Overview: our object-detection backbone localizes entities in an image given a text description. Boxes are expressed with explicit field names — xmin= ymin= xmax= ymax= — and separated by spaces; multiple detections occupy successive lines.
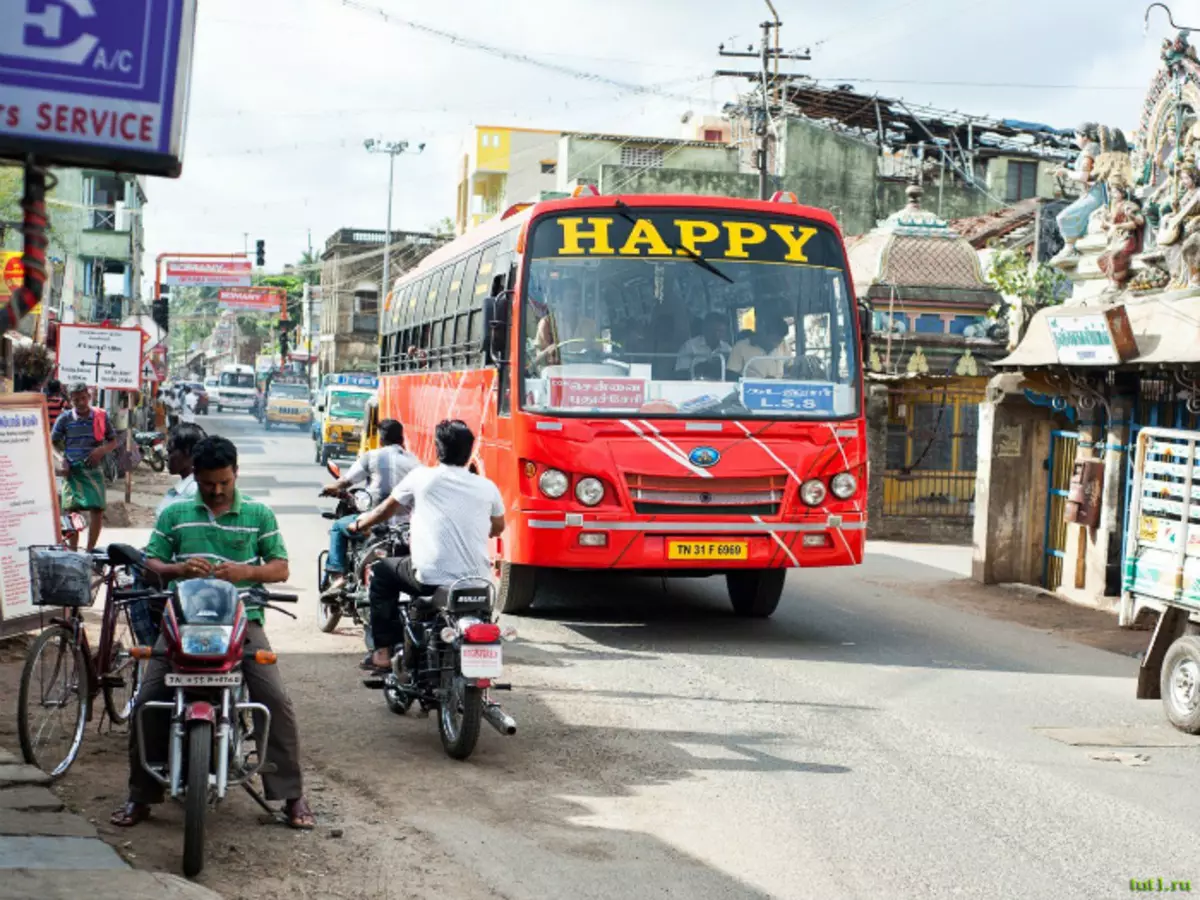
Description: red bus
xmin=378 ymin=190 xmax=867 ymax=618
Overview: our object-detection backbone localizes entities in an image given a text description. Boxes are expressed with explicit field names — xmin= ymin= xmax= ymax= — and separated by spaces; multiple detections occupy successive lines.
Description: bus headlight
xmin=830 ymin=472 xmax=858 ymax=499
xmin=575 ymin=477 xmax=604 ymax=506
xmin=800 ymin=479 xmax=827 ymax=506
xmin=538 ymin=468 xmax=569 ymax=499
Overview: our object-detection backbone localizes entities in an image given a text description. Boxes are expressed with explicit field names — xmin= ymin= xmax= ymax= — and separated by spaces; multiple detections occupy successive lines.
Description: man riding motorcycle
xmin=112 ymin=436 xmax=315 ymax=830
xmin=319 ymin=418 xmax=419 ymax=600
xmin=346 ymin=419 xmax=505 ymax=672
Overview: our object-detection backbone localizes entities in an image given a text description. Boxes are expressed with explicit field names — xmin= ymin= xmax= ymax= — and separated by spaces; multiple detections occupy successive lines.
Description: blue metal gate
xmin=1043 ymin=429 xmax=1079 ymax=591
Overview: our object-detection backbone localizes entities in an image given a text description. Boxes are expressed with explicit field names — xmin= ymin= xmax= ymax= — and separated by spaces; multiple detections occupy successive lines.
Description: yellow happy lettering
xmin=619 ymin=218 xmax=672 ymax=256
xmin=724 ymin=221 xmax=768 ymax=258
xmin=557 ymin=217 xmax=614 ymax=255
xmin=770 ymin=224 xmax=820 ymax=262
xmin=674 ymin=219 xmax=721 ymax=257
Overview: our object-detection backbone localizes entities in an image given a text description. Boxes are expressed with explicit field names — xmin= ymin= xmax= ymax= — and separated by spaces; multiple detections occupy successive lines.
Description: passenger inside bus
xmin=729 ymin=315 xmax=790 ymax=380
xmin=533 ymin=279 xmax=598 ymax=367
xmin=674 ymin=312 xmax=731 ymax=378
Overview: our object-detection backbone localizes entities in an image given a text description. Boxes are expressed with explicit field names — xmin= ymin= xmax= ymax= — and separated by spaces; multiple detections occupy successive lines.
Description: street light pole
xmin=364 ymin=139 xmax=426 ymax=308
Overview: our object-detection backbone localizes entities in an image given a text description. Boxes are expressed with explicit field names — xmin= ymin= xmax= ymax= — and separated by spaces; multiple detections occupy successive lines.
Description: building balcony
xmin=79 ymin=228 xmax=133 ymax=262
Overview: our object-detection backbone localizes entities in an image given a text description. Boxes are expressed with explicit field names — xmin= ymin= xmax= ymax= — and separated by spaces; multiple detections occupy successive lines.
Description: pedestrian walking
xmin=179 ymin=385 xmax=198 ymax=425
xmin=50 ymin=383 xmax=119 ymax=551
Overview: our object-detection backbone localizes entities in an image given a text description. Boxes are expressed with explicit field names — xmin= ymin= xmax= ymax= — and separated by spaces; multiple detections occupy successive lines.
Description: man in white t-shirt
xmin=179 ymin=386 xmax=198 ymax=425
xmin=348 ymin=419 xmax=505 ymax=671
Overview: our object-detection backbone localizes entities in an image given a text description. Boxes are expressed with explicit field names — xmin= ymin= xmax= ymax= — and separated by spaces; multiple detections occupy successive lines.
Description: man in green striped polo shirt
xmin=112 ymin=436 xmax=315 ymax=830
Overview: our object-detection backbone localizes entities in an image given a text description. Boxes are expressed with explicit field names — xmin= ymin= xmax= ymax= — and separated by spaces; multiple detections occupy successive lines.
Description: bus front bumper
xmin=509 ymin=512 xmax=866 ymax=570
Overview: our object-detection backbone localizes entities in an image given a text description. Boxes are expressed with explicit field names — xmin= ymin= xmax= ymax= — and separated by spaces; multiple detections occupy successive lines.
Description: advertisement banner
xmin=219 ymin=287 xmax=283 ymax=312
xmin=57 ymin=324 xmax=143 ymax=391
xmin=0 ymin=0 xmax=198 ymax=177
xmin=163 ymin=260 xmax=252 ymax=287
xmin=0 ymin=251 xmax=23 ymax=301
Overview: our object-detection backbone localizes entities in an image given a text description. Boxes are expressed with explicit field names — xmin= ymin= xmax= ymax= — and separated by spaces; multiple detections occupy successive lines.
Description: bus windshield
xmin=521 ymin=210 xmax=859 ymax=419
xmin=220 ymin=372 xmax=255 ymax=389
xmin=328 ymin=391 xmax=369 ymax=419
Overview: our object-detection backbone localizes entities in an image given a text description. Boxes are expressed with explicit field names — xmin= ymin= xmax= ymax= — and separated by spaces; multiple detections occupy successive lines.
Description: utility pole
xmin=716 ymin=0 xmax=810 ymax=199
xmin=303 ymin=281 xmax=314 ymax=391
xmin=364 ymin=139 xmax=426 ymax=309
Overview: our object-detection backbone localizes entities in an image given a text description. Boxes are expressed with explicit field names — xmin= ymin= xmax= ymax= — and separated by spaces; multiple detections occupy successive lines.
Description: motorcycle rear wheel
xmin=183 ymin=721 xmax=212 ymax=878
xmin=146 ymin=453 xmax=164 ymax=473
xmin=317 ymin=600 xmax=341 ymax=633
xmin=438 ymin=651 xmax=483 ymax=760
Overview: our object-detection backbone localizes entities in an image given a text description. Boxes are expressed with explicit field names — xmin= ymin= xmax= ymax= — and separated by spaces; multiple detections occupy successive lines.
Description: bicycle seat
xmin=106 ymin=543 xmax=146 ymax=569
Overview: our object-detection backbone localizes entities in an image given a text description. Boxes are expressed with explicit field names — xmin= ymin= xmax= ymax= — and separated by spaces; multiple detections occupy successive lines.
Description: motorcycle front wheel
xmin=183 ymin=720 xmax=212 ymax=878
xmin=146 ymin=452 xmax=165 ymax=473
xmin=438 ymin=650 xmax=482 ymax=760
xmin=317 ymin=600 xmax=341 ymax=633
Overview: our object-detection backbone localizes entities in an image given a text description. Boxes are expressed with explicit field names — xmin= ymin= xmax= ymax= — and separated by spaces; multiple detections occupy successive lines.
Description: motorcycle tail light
xmin=464 ymin=623 xmax=501 ymax=643
xmin=500 ymin=625 xmax=518 ymax=642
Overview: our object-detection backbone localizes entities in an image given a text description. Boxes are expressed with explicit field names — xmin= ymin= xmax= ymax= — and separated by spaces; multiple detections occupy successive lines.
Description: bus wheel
xmin=725 ymin=570 xmax=785 ymax=619
xmin=497 ymin=562 xmax=537 ymax=615
xmin=1162 ymin=636 xmax=1200 ymax=733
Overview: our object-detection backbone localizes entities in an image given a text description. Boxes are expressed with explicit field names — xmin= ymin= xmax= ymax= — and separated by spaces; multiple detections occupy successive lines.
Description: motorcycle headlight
xmin=575 ymin=476 xmax=604 ymax=507
xmin=830 ymin=472 xmax=858 ymax=500
xmin=353 ymin=491 xmax=373 ymax=513
xmin=800 ymin=479 xmax=827 ymax=507
xmin=179 ymin=625 xmax=234 ymax=658
xmin=538 ymin=468 xmax=569 ymax=499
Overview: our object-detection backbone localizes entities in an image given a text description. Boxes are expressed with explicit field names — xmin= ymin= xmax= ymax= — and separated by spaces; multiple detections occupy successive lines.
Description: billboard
xmin=218 ymin=287 xmax=283 ymax=312
xmin=0 ymin=0 xmax=198 ymax=177
xmin=163 ymin=260 xmax=252 ymax=287
xmin=0 ymin=251 xmax=22 ymax=302
xmin=57 ymin=324 xmax=143 ymax=391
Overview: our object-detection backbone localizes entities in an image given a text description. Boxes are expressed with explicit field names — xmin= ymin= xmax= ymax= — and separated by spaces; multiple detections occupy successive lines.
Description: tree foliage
xmin=985 ymin=248 xmax=1070 ymax=342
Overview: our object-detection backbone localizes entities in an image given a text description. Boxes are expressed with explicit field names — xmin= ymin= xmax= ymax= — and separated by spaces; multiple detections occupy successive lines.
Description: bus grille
xmin=625 ymin=474 xmax=786 ymax=517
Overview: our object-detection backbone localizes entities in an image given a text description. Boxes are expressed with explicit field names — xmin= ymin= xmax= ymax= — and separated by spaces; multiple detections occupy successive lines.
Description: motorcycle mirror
xmin=326 ymin=461 xmax=341 ymax=479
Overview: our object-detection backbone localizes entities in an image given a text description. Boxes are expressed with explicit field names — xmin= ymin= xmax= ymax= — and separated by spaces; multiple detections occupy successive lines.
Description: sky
xmin=142 ymin=0 xmax=1174 ymax=294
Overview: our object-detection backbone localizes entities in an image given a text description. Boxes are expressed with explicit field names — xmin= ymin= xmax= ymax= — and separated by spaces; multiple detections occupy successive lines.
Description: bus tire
xmin=1161 ymin=635 xmax=1200 ymax=734
xmin=725 ymin=569 xmax=785 ymax=619
xmin=497 ymin=562 xmax=536 ymax=615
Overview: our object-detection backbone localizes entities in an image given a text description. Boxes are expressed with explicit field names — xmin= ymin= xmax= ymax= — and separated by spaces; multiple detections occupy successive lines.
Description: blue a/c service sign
xmin=0 ymin=0 xmax=197 ymax=177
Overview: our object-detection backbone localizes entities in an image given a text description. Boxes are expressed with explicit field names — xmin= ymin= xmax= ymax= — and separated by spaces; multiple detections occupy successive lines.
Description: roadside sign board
xmin=57 ymin=324 xmax=143 ymax=390
xmin=0 ymin=394 xmax=60 ymax=629
xmin=0 ymin=0 xmax=198 ymax=178
xmin=164 ymin=260 xmax=252 ymax=287
xmin=219 ymin=287 xmax=284 ymax=312
xmin=1046 ymin=308 xmax=1138 ymax=366
xmin=0 ymin=251 xmax=23 ymax=301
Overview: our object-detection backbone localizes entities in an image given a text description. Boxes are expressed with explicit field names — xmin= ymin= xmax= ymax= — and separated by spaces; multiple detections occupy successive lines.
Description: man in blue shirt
xmin=50 ymin=383 xmax=118 ymax=550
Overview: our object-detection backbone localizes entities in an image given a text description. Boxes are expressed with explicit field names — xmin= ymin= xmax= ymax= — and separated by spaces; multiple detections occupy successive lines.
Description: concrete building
xmin=318 ymin=227 xmax=441 ymax=376
xmin=455 ymin=126 xmax=561 ymax=234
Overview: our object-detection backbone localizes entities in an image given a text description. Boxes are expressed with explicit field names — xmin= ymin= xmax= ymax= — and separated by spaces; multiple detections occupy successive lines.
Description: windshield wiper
xmin=613 ymin=200 xmax=732 ymax=284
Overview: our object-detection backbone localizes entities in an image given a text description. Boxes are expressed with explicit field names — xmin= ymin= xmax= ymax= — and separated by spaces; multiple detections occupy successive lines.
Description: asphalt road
xmin=44 ymin=411 xmax=1200 ymax=899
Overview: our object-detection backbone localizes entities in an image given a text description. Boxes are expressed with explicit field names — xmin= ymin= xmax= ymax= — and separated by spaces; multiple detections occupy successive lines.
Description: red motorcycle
xmin=132 ymin=578 xmax=297 ymax=877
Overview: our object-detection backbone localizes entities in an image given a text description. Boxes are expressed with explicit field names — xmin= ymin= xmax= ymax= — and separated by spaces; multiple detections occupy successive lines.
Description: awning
xmin=997 ymin=290 xmax=1200 ymax=368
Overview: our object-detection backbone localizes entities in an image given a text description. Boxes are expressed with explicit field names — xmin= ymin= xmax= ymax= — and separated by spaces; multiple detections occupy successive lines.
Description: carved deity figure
xmin=1050 ymin=123 xmax=1106 ymax=267
xmin=1096 ymin=177 xmax=1145 ymax=292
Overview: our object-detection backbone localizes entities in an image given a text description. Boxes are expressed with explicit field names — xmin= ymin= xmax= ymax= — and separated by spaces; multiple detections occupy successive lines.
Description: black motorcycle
xmin=366 ymin=578 xmax=517 ymax=761
xmin=316 ymin=462 xmax=404 ymax=635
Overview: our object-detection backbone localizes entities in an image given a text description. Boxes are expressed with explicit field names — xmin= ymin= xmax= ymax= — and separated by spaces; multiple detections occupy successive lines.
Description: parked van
xmin=215 ymin=364 xmax=256 ymax=412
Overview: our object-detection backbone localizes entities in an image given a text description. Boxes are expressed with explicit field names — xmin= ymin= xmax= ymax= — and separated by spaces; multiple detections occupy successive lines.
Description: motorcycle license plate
xmin=667 ymin=540 xmax=748 ymax=560
xmin=460 ymin=645 xmax=502 ymax=678
xmin=165 ymin=673 xmax=243 ymax=687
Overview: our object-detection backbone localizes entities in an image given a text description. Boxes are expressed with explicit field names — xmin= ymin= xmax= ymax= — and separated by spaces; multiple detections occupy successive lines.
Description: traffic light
xmin=255 ymin=240 xmax=265 ymax=267
xmin=152 ymin=297 xmax=169 ymax=332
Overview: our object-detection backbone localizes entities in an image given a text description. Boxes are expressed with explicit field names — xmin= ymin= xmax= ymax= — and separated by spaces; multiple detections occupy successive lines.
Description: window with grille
xmin=911 ymin=403 xmax=954 ymax=471
xmin=620 ymin=146 xmax=664 ymax=169
xmin=1005 ymin=161 xmax=1039 ymax=202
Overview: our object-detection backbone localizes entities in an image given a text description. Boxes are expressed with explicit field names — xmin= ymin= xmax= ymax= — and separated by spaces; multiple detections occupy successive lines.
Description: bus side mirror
xmin=857 ymin=301 xmax=872 ymax=362
xmin=486 ymin=291 xmax=513 ymax=365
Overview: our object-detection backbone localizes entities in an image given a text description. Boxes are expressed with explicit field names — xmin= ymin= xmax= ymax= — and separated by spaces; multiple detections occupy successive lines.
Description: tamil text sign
xmin=164 ymin=260 xmax=251 ymax=287
xmin=0 ymin=0 xmax=197 ymax=177
xmin=1046 ymin=309 xmax=1138 ymax=366
xmin=0 ymin=394 xmax=59 ymax=625
xmin=549 ymin=377 xmax=646 ymax=410
xmin=57 ymin=324 xmax=143 ymax=390
xmin=218 ymin=287 xmax=282 ymax=312
xmin=0 ymin=251 xmax=22 ymax=302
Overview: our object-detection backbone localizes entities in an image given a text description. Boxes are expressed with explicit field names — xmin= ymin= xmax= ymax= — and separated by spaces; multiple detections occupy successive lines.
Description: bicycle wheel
xmin=18 ymin=625 xmax=89 ymax=778
xmin=102 ymin=603 xmax=141 ymax=725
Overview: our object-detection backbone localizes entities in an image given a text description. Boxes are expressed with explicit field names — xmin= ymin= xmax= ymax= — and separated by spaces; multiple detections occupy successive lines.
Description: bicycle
xmin=18 ymin=542 xmax=158 ymax=778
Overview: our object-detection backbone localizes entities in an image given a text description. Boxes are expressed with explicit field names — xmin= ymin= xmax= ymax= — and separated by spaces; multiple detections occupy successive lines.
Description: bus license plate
xmin=460 ymin=646 xmax=502 ymax=679
xmin=667 ymin=540 xmax=748 ymax=560
xmin=165 ymin=673 xmax=243 ymax=687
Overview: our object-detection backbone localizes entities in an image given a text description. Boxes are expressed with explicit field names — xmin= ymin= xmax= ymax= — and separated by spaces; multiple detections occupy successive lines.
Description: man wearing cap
xmin=50 ymin=383 xmax=119 ymax=550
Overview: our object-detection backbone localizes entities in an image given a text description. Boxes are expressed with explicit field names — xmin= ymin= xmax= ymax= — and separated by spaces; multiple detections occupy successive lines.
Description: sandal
xmin=110 ymin=800 xmax=152 ymax=828
xmin=284 ymin=796 xmax=316 ymax=830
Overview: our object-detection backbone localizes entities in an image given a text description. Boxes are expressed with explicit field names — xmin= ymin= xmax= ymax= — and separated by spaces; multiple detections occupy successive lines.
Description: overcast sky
xmin=142 ymin=0 xmax=1171 ymax=292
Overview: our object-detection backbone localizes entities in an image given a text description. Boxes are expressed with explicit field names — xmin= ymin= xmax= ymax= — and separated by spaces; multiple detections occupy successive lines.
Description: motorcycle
xmin=316 ymin=461 xmax=405 ymax=635
xmin=131 ymin=578 xmax=298 ymax=877
xmin=366 ymin=577 xmax=518 ymax=761
xmin=135 ymin=431 xmax=168 ymax=472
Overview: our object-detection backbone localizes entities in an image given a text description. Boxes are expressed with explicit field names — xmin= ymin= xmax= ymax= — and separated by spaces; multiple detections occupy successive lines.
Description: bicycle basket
xmin=29 ymin=547 xmax=96 ymax=608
